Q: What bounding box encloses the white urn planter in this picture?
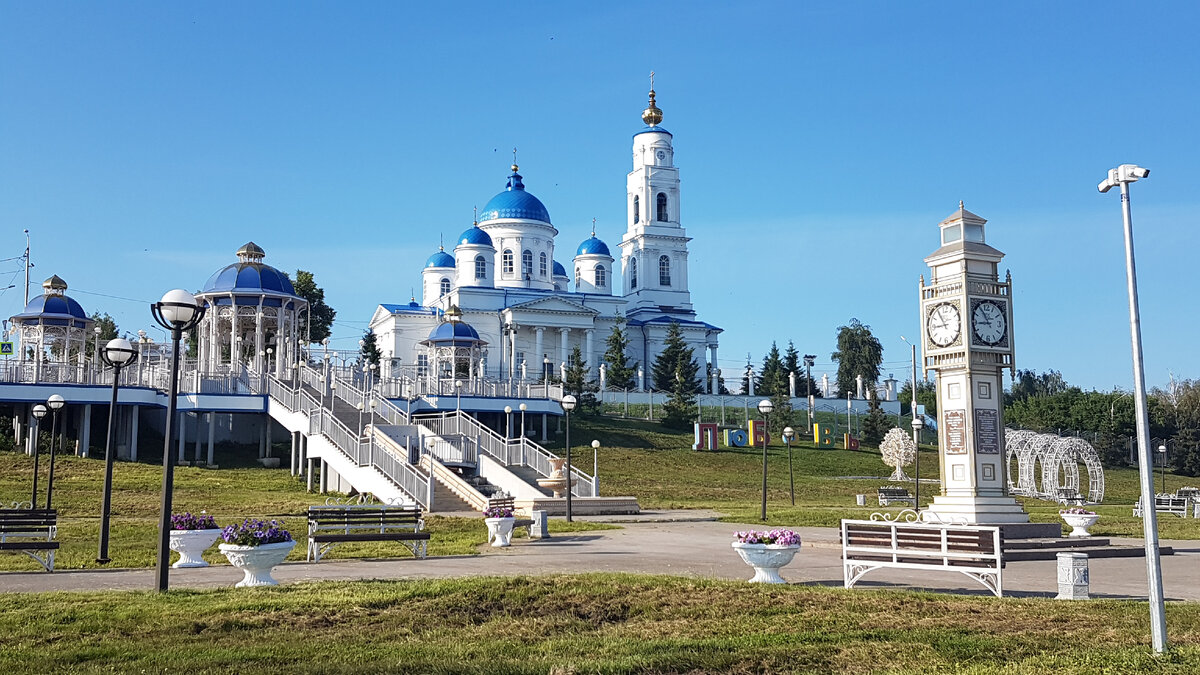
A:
[169,528,222,568]
[1061,513,1099,538]
[486,517,516,547]
[731,542,801,584]
[219,541,296,587]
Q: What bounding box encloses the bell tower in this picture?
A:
[919,203,1033,526]
[620,77,693,316]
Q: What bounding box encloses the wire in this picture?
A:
[68,288,154,304]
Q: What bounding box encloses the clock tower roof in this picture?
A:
[926,201,1004,264]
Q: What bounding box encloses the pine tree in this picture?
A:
[662,361,699,429]
[360,330,382,368]
[603,318,637,390]
[651,321,699,392]
[759,342,786,398]
[861,395,893,445]
[292,270,337,344]
[563,345,600,415]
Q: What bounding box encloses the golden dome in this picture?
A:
[641,89,663,127]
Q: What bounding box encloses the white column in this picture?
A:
[509,329,518,382]
[255,302,265,373]
[534,327,544,377]
[129,406,139,461]
[80,404,92,458]
[559,328,570,366]
[207,413,216,465]
[789,371,797,398]
[585,329,594,372]
[177,411,186,462]
[709,345,719,394]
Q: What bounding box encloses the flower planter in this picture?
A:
[169,528,222,568]
[486,517,516,547]
[731,542,801,584]
[219,540,296,587]
[1061,513,1099,538]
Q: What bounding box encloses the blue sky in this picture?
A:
[1,2,1196,391]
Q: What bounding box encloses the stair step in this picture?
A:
[1004,545,1173,561]
[1003,537,1111,550]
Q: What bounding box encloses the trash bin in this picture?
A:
[856,494,866,506]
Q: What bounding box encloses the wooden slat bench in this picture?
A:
[841,519,1004,597]
[1055,487,1084,505]
[486,496,539,539]
[0,509,59,572]
[1133,495,1190,518]
[306,505,429,562]
[877,486,916,507]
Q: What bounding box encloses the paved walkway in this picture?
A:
[3,519,1197,600]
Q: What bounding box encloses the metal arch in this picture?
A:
[1027,434,1061,498]
[1046,436,1105,504]
[1043,438,1081,497]
[1004,430,1039,494]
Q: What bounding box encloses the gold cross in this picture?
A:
[650,70,655,90]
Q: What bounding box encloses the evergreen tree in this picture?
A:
[831,318,883,397]
[563,345,600,415]
[861,395,893,445]
[759,342,786,398]
[603,318,637,390]
[898,379,938,416]
[292,269,337,345]
[651,321,700,392]
[705,363,728,394]
[662,361,699,429]
[360,330,382,368]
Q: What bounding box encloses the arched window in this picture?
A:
[474,255,487,280]
[594,265,607,288]
[633,195,640,224]
[502,249,514,275]
[657,193,668,221]
[539,252,548,277]
[659,255,671,286]
[575,266,581,288]
[440,277,451,296]
[522,249,533,278]
[629,257,638,289]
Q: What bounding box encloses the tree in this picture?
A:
[603,319,637,390]
[705,362,728,394]
[1006,369,1069,405]
[360,330,382,368]
[879,427,916,481]
[831,318,883,398]
[292,270,337,345]
[651,321,700,393]
[662,361,699,429]
[84,312,118,360]
[758,342,786,398]
[1155,379,1200,476]
[898,379,938,417]
[563,345,600,416]
[860,395,893,445]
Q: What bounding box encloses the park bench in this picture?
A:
[487,496,548,539]
[1055,487,1084,505]
[877,486,916,507]
[0,509,59,572]
[841,519,1004,598]
[1133,495,1190,518]
[306,504,429,562]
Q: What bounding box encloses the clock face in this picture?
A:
[926,303,961,347]
[656,150,666,160]
[972,300,1007,345]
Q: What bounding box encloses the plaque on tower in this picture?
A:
[975,409,1000,454]
[944,410,966,454]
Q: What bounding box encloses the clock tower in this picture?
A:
[919,203,1029,525]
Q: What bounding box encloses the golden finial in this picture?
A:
[591,217,597,237]
[511,148,518,172]
[439,234,444,251]
[642,71,663,126]
[473,205,478,226]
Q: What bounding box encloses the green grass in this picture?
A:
[0,453,613,572]
[2,573,1199,673]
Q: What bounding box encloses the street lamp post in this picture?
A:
[1100,162,1166,653]
[591,439,600,496]
[561,394,577,522]
[804,355,815,433]
[519,403,527,439]
[911,416,924,513]
[44,394,65,509]
[97,337,137,563]
[30,404,47,506]
[91,326,101,381]
[150,288,205,593]
[783,426,795,506]
[504,406,512,441]
[757,399,773,520]
[1157,444,1168,495]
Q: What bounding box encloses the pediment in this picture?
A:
[506,296,598,316]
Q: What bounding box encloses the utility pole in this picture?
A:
[23,229,31,306]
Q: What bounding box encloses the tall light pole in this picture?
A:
[150,288,205,593]
[804,355,816,433]
[901,336,921,512]
[504,405,512,441]
[44,394,65,509]
[783,426,795,506]
[97,337,137,563]
[1100,162,1166,653]
[1157,444,1168,495]
[591,439,600,496]
[757,398,773,520]
[561,394,577,522]
[30,404,47,506]
[519,403,527,439]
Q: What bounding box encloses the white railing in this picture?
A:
[307,407,429,508]
[425,434,478,466]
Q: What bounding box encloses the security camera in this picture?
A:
[1125,165,1150,179]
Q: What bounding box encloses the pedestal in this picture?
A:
[1055,552,1090,600]
[923,494,1030,525]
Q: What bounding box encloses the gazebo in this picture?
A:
[195,242,308,377]
[420,306,488,391]
[9,275,94,380]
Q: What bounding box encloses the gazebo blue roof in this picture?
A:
[423,320,486,348]
[202,263,298,296]
[11,293,90,328]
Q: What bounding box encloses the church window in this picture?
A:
[575,266,581,288]
[630,257,638,289]
[633,195,640,224]
[539,252,548,277]
[502,249,514,275]
[474,255,487,280]
[657,193,668,221]
[522,249,533,278]
[595,265,607,288]
[440,277,451,296]
[659,255,671,286]
[417,354,429,377]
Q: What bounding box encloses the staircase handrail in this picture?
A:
[308,408,429,509]
[418,454,490,512]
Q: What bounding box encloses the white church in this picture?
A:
[369,88,723,391]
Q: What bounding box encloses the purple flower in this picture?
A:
[171,511,219,531]
[221,518,292,546]
[734,529,801,547]
[484,506,515,519]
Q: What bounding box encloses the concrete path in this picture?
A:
[2,520,1197,600]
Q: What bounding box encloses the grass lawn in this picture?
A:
[3,574,1200,673]
[0,453,613,572]
[562,415,1200,538]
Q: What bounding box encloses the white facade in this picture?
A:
[370,89,721,390]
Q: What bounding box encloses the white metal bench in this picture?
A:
[0,509,59,572]
[1133,495,1190,518]
[306,504,428,562]
[841,516,1004,598]
[877,486,916,507]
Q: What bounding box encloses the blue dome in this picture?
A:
[553,261,567,277]
[202,262,298,296]
[13,294,89,324]
[457,226,493,247]
[425,250,456,268]
[478,168,551,224]
[425,320,484,346]
[576,236,610,257]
